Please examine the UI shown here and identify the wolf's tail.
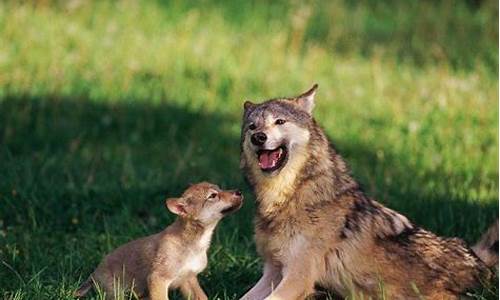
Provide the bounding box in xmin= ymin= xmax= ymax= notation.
xmin=74 ymin=277 xmax=93 ymax=298
xmin=472 ymin=220 xmax=499 ymax=268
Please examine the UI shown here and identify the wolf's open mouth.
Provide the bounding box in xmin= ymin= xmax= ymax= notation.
xmin=257 ymin=146 xmax=287 ymax=172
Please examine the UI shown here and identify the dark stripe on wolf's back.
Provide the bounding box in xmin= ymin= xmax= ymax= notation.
xmin=382 ymin=226 xmax=420 ymax=245
xmin=383 ymin=210 xmax=400 ymax=235
xmin=339 ymin=194 xmax=380 ymax=239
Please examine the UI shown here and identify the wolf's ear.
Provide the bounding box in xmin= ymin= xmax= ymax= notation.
xmin=244 ymin=100 xmax=256 ymax=111
xmin=166 ymin=198 xmax=188 ymax=216
xmin=295 ymin=84 xmax=318 ymax=114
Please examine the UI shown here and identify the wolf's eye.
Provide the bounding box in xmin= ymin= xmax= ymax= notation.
xmin=275 ymin=119 xmax=286 ymax=125
xmin=248 ymin=123 xmax=256 ymax=130
xmin=208 ymin=192 xmax=218 ymax=199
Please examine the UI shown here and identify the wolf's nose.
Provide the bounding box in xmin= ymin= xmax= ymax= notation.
xmin=234 ymin=190 xmax=242 ymax=196
xmin=251 ymin=132 xmax=267 ymax=146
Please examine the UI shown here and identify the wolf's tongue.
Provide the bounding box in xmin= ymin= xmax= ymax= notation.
xmin=258 ymin=148 xmax=282 ymax=170
xmin=259 ymin=152 xmax=273 ymax=169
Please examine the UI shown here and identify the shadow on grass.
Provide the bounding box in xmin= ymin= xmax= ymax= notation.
xmin=0 ymin=96 xmax=254 ymax=299
xmin=0 ymin=95 xmax=247 ymax=227
xmin=0 ymin=96 xmax=497 ymax=299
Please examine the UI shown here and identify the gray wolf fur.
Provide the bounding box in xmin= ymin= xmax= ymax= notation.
xmin=239 ymin=84 xmax=498 ymax=300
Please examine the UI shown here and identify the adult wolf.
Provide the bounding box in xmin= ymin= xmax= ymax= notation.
xmin=239 ymin=84 xmax=498 ymax=300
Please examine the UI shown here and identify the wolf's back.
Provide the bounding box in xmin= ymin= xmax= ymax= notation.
xmin=472 ymin=220 xmax=499 ymax=268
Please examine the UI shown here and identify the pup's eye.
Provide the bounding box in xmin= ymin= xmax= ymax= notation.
xmin=248 ymin=123 xmax=256 ymax=130
xmin=208 ymin=192 xmax=218 ymax=199
xmin=275 ymin=119 xmax=286 ymax=125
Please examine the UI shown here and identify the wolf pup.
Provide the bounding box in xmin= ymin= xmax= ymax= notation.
xmin=75 ymin=182 xmax=243 ymax=300
xmin=239 ymin=84 xmax=498 ymax=300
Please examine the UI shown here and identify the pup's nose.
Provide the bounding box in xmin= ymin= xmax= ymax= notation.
xmin=234 ymin=190 xmax=242 ymax=196
xmin=251 ymin=132 xmax=267 ymax=146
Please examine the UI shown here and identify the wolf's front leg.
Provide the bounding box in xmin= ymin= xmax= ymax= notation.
xmin=148 ymin=272 xmax=171 ymax=300
xmin=263 ymin=257 xmax=316 ymax=300
xmin=240 ymin=261 xmax=282 ymax=300
xmin=179 ymin=275 xmax=208 ymax=300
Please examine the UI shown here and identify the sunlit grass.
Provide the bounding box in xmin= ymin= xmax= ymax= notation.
xmin=0 ymin=0 xmax=498 ymax=299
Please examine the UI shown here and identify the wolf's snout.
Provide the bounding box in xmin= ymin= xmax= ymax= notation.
xmin=251 ymin=132 xmax=267 ymax=146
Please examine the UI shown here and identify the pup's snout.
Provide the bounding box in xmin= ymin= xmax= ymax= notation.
xmin=251 ymin=132 xmax=267 ymax=146
xmin=220 ymin=190 xmax=244 ymax=215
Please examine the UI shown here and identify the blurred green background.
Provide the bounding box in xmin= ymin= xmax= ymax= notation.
xmin=0 ymin=0 xmax=498 ymax=299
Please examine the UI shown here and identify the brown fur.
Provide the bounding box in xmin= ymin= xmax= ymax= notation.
xmin=472 ymin=220 xmax=499 ymax=269
xmin=75 ymin=182 xmax=242 ymax=300
xmin=240 ymin=85 xmax=497 ymax=300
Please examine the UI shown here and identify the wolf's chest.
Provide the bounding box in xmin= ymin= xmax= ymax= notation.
xmin=170 ymin=251 xmax=207 ymax=287
xmin=177 ymin=234 xmax=211 ymax=277
xmin=256 ymin=224 xmax=308 ymax=261
xmin=182 ymin=252 xmax=207 ymax=274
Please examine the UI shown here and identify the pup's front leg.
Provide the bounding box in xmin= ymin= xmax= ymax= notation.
xmin=148 ymin=272 xmax=171 ymax=300
xmin=179 ymin=275 xmax=208 ymax=300
xmin=240 ymin=261 xmax=282 ymax=300
xmin=263 ymin=257 xmax=315 ymax=300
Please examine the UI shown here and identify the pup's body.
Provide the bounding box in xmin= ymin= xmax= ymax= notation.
xmin=75 ymin=182 xmax=243 ymax=300
xmin=240 ymin=85 xmax=498 ymax=300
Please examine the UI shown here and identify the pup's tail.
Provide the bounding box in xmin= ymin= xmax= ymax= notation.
xmin=472 ymin=219 xmax=499 ymax=268
xmin=74 ymin=277 xmax=93 ymax=298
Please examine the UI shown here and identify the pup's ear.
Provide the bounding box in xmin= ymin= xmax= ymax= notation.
xmin=295 ymin=84 xmax=318 ymax=114
xmin=166 ymin=198 xmax=188 ymax=216
xmin=243 ymin=100 xmax=256 ymax=111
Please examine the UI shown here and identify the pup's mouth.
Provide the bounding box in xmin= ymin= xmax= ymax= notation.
xmin=221 ymin=199 xmax=243 ymax=215
xmin=257 ymin=146 xmax=288 ymax=172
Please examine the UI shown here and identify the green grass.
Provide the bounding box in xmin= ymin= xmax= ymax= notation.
xmin=0 ymin=0 xmax=498 ymax=299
